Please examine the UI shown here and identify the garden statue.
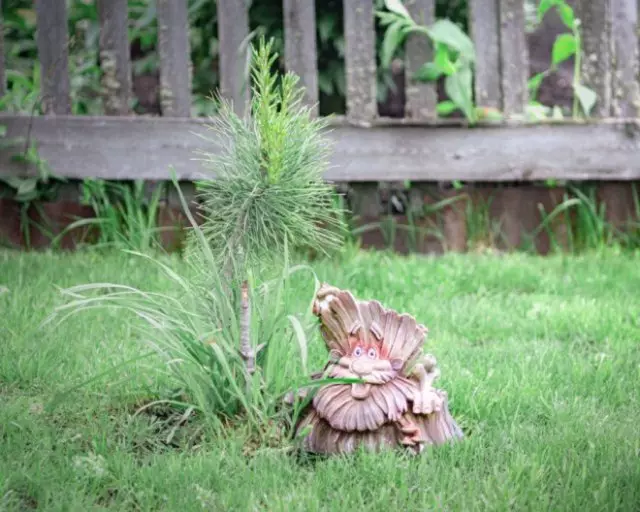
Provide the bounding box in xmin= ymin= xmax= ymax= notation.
xmin=290 ymin=283 xmax=463 ymax=455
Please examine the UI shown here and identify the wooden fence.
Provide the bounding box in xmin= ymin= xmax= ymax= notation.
xmin=0 ymin=0 xmax=639 ymax=253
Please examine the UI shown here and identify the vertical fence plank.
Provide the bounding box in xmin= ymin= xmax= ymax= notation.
xmin=0 ymin=0 xmax=5 ymax=97
xmin=611 ymin=0 xmax=639 ymax=117
xmin=34 ymin=0 xmax=71 ymax=114
xmin=576 ymin=0 xmax=612 ymax=118
xmin=97 ymin=0 xmax=132 ymax=115
xmin=404 ymin=0 xmax=436 ymax=119
xmin=469 ymin=0 xmax=502 ymax=109
xmin=157 ymin=0 xmax=192 ymax=117
xmin=217 ymin=0 xmax=250 ymax=117
xmin=283 ymin=0 xmax=319 ymax=116
xmin=343 ymin=0 xmax=377 ymax=124
xmin=498 ymin=0 xmax=528 ymax=117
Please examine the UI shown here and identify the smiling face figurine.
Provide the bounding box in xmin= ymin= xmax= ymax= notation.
xmin=292 ymin=283 xmax=464 ymax=455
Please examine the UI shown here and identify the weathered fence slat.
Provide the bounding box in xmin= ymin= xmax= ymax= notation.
xmin=34 ymin=0 xmax=71 ymax=115
xmin=217 ymin=0 xmax=250 ymax=117
xmin=469 ymin=0 xmax=502 ymax=109
xmin=156 ymin=0 xmax=192 ymax=117
xmin=283 ymin=0 xmax=319 ymax=116
xmin=97 ymin=0 xmax=133 ymax=115
xmin=404 ymin=0 xmax=436 ymax=120
xmin=498 ymin=0 xmax=529 ymax=117
xmin=0 ymin=0 xmax=5 ymax=97
xmin=343 ymin=0 xmax=377 ymax=124
xmin=576 ymin=0 xmax=612 ymax=118
xmin=2 ymin=115 xmax=640 ymax=182
xmin=350 ymin=183 xmax=381 ymax=217
xmin=611 ymin=0 xmax=639 ymax=118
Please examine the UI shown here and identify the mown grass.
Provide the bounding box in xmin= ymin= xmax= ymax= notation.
xmin=1 ymin=247 xmax=639 ymax=511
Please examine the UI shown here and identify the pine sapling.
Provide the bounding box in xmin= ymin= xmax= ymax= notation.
xmin=188 ymin=36 xmax=346 ymax=384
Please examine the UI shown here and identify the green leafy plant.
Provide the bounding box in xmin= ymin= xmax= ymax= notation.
xmin=377 ymin=0 xmax=478 ymax=123
xmin=47 ymin=203 xmax=325 ymax=439
xmin=1 ymin=0 xmax=473 ymax=118
xmin=0 ymin=64 xmax=42 ymax=113
xmin=528 ymin=0 xmax=597 ymax=118
xmin=45 ymin=39 xmax=350 ymax=439
xmin=65 ymin=179 xmax=165 ymax=252
xmin=0 ymin=129 xmax=67 ymax=247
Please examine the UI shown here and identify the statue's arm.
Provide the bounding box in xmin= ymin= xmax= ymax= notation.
xmin=409 ymin=354 xmax=444 ymax=415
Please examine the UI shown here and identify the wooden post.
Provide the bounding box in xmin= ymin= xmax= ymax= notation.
xmin=97 ymin=0 xmax=133 ymax=115
xmin=611 ymin=0 xmax=639 ymax=118
xmin=35 ymin=0 xmax=71 ymax=114
xmin=404 ymin=0 xmax=437 ymax=120
xmin=350 ymin=183 xmax=381 ymax=219
xmin=157 ymin=0 xmax=192 ymax=117
xmin=599 ymin=1 xmax=637 ymax=236
xmin=283 ymin=0 xmax=319 ymax=116
xmin=217 ymin=0 xmax=251 ymax=117
xmin=498 ymin=0 xmax=529 ymax=118
xmin=0 ymin=0 xmax=5 ymax=97
xmin=343 ymin=0 xmax=377 ymax=125
xmin=576 ymin=0 xmax=612 ymax=118
xmin=469 ymin=0 xmax=502 ymax=110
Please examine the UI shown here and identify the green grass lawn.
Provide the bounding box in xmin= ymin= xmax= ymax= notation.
xmin=1 ymin=248 xmax=639 ymax=511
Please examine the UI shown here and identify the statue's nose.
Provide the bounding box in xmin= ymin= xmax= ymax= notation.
xmin=350 ymin=358 xmax=373 ymax=376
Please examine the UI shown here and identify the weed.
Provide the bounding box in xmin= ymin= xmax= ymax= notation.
xmin=377 ymin=0 xmax=478 ymax=123
xmin=46 ymin=184 xmax=321 ymax=442
xmin=56 ymin=179 xmax=165 ymax=252
xmin=528 ymin=0 xmax=597 ymax=119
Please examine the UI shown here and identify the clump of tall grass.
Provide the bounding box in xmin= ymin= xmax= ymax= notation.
xmin=535 ymin=183 xmax=640 ymax=253
xmin=46 ymin=37 xmax=350 ymax=443
xmin=47 ymin=182 xmax=322 ymax=439
xmin=55 ymin=179 xmax=165 ymax=252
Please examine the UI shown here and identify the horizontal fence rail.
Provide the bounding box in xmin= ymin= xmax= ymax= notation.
xmin=2 ymin=114 xmax=640 ymax=181
xmin=0 ymin=0 xmax=639 ymax=182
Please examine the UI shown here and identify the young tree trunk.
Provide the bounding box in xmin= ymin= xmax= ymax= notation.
xmin=239 ymin=279 xmax=255 ymax=380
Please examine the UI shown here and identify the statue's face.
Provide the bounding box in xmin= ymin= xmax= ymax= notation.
xmin=339 ymin=335 xmax=395 ymax=381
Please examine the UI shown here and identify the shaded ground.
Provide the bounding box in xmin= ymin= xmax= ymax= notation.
xmin=1 ymin=248 xmax=639 ymax=511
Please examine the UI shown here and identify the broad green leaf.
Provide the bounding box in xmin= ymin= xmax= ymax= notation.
xmin=527 ymin=71 xmax=546 ymax=93
xmin=537 ymin=0 xmax=574 ymax=29
xmin=333 ymin=64 xmax=346 ymax=96
xmin=436 ymin=100 xmax=457 ymax=116
xmin=334 ymin=37 xmax=345 ymax=57
xmin=552 ymin=33 xmax=576 ymax=67
xmin=434 ymin=43 xmax=456 ymax=75
xmin=317 ymin=73 xmax=333 ymax=95
xmin=376 ymin=11 xmax=401 ymax=27
xmin=1 ymin=176 xmax=25 ymax=190
xmin=574 ymin=83 xmax=597 ymax=116
xmin=413 ymin=62 xmax=442 ymax=82
xmin=381 ymin=20 xmax=406 ymax=68
xmin=317 ymin=15 xmax=334 ymax=43
xmin=428 ymin=19 xmax=476 ymax=62
xmin=0 ymin=125 xmax=6 ymax=137
xmin=537 ymin=0 xmax=558 ymax=21
xmin=444 ymin=64 xmax=476 ymax=123
xmin=384 ymin=0 xmax=411 ymax=19
xmin=557 ymin=4 xmax=575 ymax=29
xmin=17 ymin=179 xmax=37 ymax=196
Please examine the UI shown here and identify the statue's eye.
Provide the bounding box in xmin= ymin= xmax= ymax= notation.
xmin=353 ymin=346 xmax=363 ymax=357
xmin=367 ymin=348 xmax=377 ymax=359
